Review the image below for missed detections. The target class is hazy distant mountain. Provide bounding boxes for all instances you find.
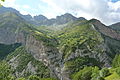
[55,13,85,25]
[0,6,20,14]
[109,22,120,31]
[0,6,34,23]
[34,15,48,21]
[0,11,26,44]
[0,6,86,26]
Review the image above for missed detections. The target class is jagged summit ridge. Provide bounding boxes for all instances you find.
[0,6,86,26]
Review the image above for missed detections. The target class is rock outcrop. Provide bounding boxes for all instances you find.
[92,19,120,40]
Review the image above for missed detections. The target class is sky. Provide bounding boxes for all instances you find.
[1,0,120,25]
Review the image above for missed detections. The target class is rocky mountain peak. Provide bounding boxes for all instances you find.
[0,6,20,14]
[34,15,48,21]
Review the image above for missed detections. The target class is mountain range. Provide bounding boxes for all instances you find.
[0,6,85,26]
[0,6,120,80]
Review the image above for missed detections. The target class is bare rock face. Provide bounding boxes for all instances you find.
[21,61,37,76]
[66,48,111,68]
[91,19,120,57]
[92,19,120,40]
[8,53,35,77]
[0,12,26,44]
[9,57,37,77]
[24,34,63,79]
[0,26,16,44]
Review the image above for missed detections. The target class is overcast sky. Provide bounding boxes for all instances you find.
[1,0,120,25]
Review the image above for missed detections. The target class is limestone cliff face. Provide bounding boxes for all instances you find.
[0,12,27,44]
[21,34,63,79]
[65,44,112,67]
[0,26,16,44]
[92,19,120,40]
[91,19,120,56]
[9,55,37,77]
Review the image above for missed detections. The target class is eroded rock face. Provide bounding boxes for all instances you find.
[24,34,63,79]
[92,19,120,40]
[9,57,38,77]
[65,38,112,67]
[20,61,37,76]
[91,19,120,58]
[0,12,27,44]
[0,26,16,44]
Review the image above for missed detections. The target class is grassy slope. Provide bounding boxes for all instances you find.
[37,20,104,58]
[52,20,103,58]
[105,72,120,80]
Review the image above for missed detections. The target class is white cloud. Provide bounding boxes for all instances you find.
[39,0,65,18]
[107,1,120,24]
[2,0,17,8]
[20,10,29,15]
[22,5,30,9]
[40,0,120,25]
[108,1,120,11]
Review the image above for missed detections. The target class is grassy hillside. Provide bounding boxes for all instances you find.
[52,21,104,58]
